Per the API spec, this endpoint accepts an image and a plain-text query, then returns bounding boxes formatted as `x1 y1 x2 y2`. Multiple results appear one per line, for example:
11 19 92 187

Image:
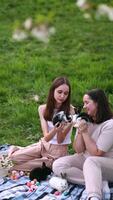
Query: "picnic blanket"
0 144 113 200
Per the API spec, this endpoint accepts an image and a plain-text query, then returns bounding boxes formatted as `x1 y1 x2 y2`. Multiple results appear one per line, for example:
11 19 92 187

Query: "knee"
52 159 61 176
83 156 100 172
52 157 67 176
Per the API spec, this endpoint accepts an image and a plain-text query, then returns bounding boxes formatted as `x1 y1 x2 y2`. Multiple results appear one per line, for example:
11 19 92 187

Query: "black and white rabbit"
52 111 93 127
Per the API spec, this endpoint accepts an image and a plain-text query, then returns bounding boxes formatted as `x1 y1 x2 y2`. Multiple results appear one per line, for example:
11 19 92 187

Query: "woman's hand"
73 120 87 153
56 121 72 144
78 120 105 156
55 122 66 133
78 119 88 134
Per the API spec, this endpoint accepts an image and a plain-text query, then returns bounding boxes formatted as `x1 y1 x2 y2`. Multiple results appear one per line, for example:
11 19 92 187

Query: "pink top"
82 119 113 158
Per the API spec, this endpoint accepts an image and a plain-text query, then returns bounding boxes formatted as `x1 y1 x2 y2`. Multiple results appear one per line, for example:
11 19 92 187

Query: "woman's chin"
87 112 94 119
87 111 91 116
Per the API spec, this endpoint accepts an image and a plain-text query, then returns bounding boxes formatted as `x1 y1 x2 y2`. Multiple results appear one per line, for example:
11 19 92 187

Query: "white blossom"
49 27 56 35
96 4 113 21
32 95 39 102
76 0 89 10
31 25 50 43
23 18 32 30
12 29 28 41
0 155 14 177
83 13 91 19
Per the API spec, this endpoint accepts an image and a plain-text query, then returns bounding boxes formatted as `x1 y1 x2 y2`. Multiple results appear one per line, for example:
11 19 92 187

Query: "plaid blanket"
0 144 113 200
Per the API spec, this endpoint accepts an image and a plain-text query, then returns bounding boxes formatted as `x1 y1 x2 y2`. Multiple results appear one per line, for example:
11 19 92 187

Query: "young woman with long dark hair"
8 76 75 171
53 88 113 200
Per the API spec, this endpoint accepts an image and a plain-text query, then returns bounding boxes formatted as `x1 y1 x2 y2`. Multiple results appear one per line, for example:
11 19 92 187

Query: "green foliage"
34 11 55 26
0 0 113 153
12 20 21 30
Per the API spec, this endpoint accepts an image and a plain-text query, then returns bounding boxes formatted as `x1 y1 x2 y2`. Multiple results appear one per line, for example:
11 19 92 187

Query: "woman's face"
54 84 69 108
83 94 97 119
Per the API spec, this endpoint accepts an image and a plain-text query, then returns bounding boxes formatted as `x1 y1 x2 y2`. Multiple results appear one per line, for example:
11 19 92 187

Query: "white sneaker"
102 180 110 200
90 197 100 200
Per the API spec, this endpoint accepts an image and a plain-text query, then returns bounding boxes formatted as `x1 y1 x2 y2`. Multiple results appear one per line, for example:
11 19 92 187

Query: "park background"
0 0 113 153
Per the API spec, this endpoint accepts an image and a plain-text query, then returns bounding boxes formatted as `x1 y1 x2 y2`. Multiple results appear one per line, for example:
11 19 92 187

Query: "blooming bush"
0 155 14 177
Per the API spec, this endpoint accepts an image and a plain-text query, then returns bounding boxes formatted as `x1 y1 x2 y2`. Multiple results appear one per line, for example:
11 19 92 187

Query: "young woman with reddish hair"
8 76 75 171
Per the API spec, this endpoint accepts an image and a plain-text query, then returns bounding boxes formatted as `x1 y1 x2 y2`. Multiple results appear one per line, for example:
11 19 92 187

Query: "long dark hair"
86 88 113 123
44 76 71 121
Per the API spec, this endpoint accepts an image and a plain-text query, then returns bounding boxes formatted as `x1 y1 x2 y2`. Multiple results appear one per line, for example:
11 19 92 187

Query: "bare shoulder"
38 104 46 114
70 105 76 115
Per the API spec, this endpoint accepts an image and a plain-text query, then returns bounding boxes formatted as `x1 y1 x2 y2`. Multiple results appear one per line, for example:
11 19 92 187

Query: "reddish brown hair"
44 77 71 121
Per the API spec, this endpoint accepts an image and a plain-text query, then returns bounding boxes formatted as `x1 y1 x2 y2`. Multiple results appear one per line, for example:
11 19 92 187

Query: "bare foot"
8 145 20 157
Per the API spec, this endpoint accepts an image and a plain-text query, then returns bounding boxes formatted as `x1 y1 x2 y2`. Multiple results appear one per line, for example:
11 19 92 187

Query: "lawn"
0 0 113 152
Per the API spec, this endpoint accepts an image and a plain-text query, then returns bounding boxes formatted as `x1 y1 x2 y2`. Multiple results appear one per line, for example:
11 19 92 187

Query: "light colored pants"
52 153 113 199
9 138 68 171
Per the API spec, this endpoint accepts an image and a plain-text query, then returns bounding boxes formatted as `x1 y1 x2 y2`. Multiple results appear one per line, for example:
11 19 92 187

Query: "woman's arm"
78 120 105 156
82 132 105 156
56 122 73 144
38 105 56 142
56 105 75 144
73 131 86 153
38 105 64 142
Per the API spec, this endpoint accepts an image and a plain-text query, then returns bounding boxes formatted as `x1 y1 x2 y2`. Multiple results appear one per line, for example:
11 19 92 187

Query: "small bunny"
29 162 52 181
49 174 68 192
52 111 93 128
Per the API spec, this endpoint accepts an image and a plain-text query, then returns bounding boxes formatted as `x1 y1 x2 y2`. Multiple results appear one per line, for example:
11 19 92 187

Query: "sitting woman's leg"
11 156 53 171
83 156 113 200
8 145 24 157
53 153 85 185
9 141 42 165
9 139 66 171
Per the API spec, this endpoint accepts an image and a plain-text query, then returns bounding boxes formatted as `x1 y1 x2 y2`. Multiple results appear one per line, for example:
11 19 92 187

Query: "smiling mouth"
58 99 63 102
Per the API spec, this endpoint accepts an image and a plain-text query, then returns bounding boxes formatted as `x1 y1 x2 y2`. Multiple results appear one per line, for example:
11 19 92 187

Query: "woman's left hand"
78 119 88 134
56 121 72 143
55 122 66 132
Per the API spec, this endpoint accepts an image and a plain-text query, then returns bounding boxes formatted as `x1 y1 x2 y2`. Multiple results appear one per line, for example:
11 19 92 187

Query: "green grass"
0 0 113 153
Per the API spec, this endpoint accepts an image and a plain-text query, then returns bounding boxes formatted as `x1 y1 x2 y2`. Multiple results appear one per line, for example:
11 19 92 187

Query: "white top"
47 121 72 145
